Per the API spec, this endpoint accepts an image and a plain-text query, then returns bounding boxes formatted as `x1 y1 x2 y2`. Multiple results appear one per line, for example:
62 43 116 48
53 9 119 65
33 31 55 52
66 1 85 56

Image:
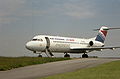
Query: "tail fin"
95 26 108 43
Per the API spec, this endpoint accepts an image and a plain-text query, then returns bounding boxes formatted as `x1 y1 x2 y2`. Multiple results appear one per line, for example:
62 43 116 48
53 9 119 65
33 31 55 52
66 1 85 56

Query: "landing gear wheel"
38 54 42 57
82 54 88 58
64 53 70 58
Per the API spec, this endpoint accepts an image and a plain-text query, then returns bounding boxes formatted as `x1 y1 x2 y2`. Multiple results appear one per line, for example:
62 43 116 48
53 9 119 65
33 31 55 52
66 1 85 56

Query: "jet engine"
89 41 94 46
88 41 104 47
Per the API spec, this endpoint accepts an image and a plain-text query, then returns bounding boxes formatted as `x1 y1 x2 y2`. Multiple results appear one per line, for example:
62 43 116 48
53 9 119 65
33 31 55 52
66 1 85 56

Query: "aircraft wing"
70 46 120 51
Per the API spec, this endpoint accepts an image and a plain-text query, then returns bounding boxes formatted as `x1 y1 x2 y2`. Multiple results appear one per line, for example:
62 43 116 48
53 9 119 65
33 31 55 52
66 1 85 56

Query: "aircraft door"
45 37 50 49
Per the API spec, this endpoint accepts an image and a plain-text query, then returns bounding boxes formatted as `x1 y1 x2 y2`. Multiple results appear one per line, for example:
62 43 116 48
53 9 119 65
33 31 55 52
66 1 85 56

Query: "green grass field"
0 57 71 71
40 60 120 79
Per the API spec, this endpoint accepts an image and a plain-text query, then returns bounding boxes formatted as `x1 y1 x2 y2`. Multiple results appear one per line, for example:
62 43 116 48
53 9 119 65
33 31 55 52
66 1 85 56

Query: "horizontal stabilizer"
93 27 120 31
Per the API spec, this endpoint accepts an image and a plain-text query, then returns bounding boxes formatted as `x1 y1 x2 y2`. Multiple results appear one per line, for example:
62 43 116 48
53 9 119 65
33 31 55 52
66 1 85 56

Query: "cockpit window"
32 39 43 41
32 39 37 41
38 39 43 41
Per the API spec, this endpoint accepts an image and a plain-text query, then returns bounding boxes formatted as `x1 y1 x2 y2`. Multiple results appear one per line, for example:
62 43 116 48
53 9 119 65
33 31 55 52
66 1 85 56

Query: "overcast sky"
0 0 120 57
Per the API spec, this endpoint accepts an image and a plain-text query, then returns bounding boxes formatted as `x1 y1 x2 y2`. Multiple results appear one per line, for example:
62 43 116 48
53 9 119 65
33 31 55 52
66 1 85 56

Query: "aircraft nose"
25 41 34 51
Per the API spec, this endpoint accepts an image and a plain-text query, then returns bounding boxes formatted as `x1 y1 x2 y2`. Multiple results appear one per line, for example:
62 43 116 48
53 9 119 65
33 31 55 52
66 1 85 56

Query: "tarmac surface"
0 58 120 79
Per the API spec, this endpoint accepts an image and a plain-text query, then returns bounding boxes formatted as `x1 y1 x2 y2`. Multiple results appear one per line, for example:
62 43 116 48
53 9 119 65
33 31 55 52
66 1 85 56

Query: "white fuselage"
26 35 104 53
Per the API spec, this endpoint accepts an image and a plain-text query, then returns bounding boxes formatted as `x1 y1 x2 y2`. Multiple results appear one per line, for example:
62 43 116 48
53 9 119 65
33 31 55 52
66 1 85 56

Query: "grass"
0 57 71 71
40 60 120 79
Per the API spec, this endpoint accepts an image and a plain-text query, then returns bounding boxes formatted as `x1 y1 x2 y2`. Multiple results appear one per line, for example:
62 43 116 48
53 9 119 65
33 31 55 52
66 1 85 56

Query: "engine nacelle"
88 41 104 47
89 41 94 46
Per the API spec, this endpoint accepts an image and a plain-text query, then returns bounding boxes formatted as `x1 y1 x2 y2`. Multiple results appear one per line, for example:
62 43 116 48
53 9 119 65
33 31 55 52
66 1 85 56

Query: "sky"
0 0 120 57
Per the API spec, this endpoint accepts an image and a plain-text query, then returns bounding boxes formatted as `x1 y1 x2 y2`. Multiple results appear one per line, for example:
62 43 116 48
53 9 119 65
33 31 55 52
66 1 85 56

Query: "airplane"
25 26 120 58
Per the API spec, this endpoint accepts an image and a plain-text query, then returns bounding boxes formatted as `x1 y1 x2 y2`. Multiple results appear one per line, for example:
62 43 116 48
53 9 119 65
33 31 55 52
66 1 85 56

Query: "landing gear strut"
64 53 70 58
82 53 88 58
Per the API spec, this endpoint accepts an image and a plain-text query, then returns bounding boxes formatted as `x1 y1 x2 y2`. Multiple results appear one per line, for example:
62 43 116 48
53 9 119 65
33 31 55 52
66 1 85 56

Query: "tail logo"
95 26 108 43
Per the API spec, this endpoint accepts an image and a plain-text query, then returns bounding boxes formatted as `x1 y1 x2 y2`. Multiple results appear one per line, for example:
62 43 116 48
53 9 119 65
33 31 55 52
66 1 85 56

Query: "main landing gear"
64 53 70 58
63 52 88 58
82 53 88 58
38 54 42 57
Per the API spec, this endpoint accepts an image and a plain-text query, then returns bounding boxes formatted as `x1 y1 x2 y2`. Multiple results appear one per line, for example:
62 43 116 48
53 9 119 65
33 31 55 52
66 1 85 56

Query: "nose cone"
26 41 35 51
26 42 31 50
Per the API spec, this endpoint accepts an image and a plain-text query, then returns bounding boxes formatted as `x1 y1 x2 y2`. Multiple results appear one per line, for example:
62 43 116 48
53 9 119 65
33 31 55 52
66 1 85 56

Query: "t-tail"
95 26 120 43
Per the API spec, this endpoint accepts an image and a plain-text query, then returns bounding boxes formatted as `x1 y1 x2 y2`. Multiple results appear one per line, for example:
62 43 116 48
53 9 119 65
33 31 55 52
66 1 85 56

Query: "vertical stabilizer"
95 26 108 43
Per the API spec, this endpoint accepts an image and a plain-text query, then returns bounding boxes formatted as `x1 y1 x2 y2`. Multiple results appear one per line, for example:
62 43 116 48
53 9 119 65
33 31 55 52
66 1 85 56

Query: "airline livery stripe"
100 30 107 37
96 33 105 43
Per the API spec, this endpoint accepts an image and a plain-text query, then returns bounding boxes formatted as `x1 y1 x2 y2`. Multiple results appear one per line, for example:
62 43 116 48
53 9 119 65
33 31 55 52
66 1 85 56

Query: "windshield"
32 39 37 41
32 39 43 41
